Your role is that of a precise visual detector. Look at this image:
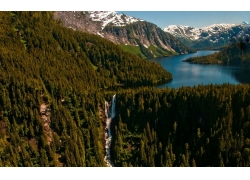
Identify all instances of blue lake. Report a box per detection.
[149,51,250,88]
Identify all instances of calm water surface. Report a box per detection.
[149,51,250,88]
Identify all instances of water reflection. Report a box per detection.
[228,67,250,84]
[149,51,250,88]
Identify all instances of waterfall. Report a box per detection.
[104,94,116,167]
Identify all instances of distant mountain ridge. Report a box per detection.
[54,11,195,58]
[164,22,250,49]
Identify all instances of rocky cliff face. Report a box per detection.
[103,21,189,52]
[54,11,194,58]
[54,11,142,34]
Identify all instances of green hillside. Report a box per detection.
[0,11,171,167]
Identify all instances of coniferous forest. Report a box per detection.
[1,11,250,167]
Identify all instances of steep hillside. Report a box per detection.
[103,21,194,58]
[54,11,195,58]
[0,11,171,167]
[164,22,250,50]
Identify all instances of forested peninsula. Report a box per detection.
[183,42,250,65]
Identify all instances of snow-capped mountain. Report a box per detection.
[88,11,144,30]
[54,11,194,58]
[164,24,236,41]
[164,22,250,49]
[54,11,144,37]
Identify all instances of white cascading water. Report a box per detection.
[104,94,116,167]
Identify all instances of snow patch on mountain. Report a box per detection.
[88,11,144,30]
[97,32,104,37]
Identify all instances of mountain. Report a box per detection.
[54,11,143,34]
[54,11,195,58]
[164,22,250,50]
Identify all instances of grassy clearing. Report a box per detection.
[12,26,19,32]
[20,38,27,50]
[9,12,15,17]
[148,45,177,57]
[119,44,146,59]
[90,63,98,71]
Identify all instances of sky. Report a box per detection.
[2,0,249,30]
[116,11,250,29]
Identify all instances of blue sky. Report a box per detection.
[2,1,249,30]
[116,11,250,29]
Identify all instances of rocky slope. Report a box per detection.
[164,22,250,49]
[54,11,194,58]
[54,11,143,34]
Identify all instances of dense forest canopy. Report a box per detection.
[0,11,171,167]
[1,11,250,167]
[111,84,250,167]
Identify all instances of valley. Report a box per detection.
[1,11,250,168]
